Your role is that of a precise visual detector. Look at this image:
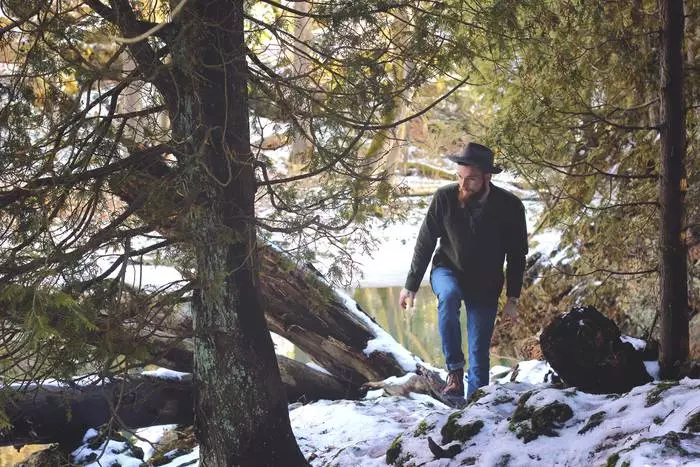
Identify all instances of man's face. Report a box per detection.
[456,164,489,202]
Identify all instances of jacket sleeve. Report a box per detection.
[505,200,528,298]
[404,192,443,292]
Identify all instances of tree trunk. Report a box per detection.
[169,1,306,464]
[288,1,314,172]
[659,0,690,378]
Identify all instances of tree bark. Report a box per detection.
[167,1,307,464]
[259,247,409,385]
[659,0,690,378]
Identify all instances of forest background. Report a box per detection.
[0,0,698,465]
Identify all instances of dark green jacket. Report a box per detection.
[405,182,528,303]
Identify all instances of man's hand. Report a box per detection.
[399,288,416,310]
[503,297,519,320]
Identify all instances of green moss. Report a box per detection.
[606,431,700,466]
[606,453,620,467]
[511,391,535,424]
[509,393,573,442]
[578,411,606,434]
[645,381,679,407]
[413,419,433,437]
[683,410,700,432]
[440,412,484,444]
[385,434,402,465]
[531,401,573,434]
[467,388,487,404]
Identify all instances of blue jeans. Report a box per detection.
[430,266,498,397]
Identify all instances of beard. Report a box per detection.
[458,181,487,207]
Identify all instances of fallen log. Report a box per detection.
[127,246,412,388]
[259,245,409,385]
[2,375,192,449]
[0,356,348,449]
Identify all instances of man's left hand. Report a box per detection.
[503,297,519,320]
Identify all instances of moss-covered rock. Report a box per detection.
[607,431,700,465]
[606,453,620,467]
[495,453,512,466]
[413,419,433,437]
[440,412,484,444]
[508,391,573,442]
[385,434,402,465]
[645,381,679,407]
[467,388,487,405]
[531,402,574,435]
[578,411,606,434]
[684,410,700,432]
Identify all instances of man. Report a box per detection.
[399,142,528,399]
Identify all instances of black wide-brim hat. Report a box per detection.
[448,142,503,174]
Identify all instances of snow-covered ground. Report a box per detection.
[62,360,700,467]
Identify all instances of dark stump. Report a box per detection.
[540,305,653,394]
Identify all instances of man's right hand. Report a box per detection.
[399,288,416,310]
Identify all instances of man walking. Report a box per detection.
[399,142,528,398]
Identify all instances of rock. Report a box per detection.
[539,305,652,394]
[508,391,573,443]
[427,436,462,459]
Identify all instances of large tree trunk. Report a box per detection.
[168,1,306,465]
[659,0,689,378]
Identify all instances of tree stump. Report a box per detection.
[539,305,652,394]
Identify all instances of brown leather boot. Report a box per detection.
[442,368,464,397]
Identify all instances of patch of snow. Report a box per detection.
[306,362,331,376]
[141,368,190,380]
[133,425,177,461]
[72,436,142,467]
[644,360,661,380]
[621,335,648,351]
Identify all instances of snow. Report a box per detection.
[66,364,700,467]
[133,425,177,461]
[141,368,190,380]
[13,144,698,467]
[72,429,143,467]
